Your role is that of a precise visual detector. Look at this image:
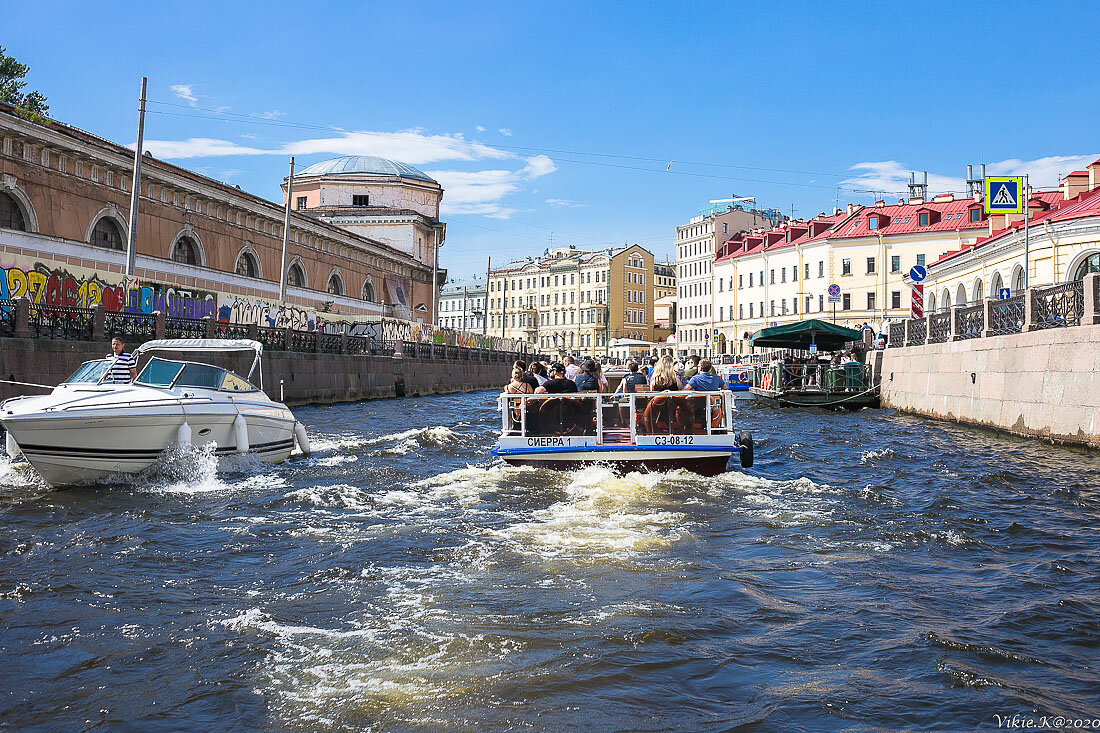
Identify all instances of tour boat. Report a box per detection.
[0,339,310,487]
[721,365,753,392]
[492,390,753,476]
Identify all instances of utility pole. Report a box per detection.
[278,157,295,303]
[483,257,491,336]
[125,76,147,278]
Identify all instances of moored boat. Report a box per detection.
[492,390,753,476]
[1,338,309,487]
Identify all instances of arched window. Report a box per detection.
[0,192,27,231]
[287,262,306,288]
[941,289,951,312]
[955,284,967,308]
[927,292,936,313]
[1012,266,1025,295]
[990,271,1003,297]
[236,251,259,278]
[973,279,984,302]
[171,236,199,265]
[362,279,377,302]
[91,217,125,250]
[326,272,344,296]
[1073,253,1100,281]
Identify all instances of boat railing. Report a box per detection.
[499,391,735,444]
[752,363,871,394]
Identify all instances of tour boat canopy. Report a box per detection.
[750,319,863,351]
[135,339,264,355]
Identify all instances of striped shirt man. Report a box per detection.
[106,338,137,383]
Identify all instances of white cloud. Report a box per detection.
[170,84,198,106]
[259,110,286,119]
[240,133,257,140]
[546,198,587,208]
[842,154,1099,197]
[142,128,556,218]
[475,125,486,133]
[498,128,513,137]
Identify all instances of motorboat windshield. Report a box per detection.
[135,357,259,392]
[64,359,113,385]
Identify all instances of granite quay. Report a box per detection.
[0,296,528,404]
[874,272,1100,447]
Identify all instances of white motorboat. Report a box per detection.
[0,338,310,487]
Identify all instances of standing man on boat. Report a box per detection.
[106,335,137,383]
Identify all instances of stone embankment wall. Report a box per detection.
[875,325,1100,448]
[0,338,511,405]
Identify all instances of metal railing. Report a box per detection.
[751,362,871,395]
[30,305,94,341]
[289,330,316,352]
[319,332,343,354]
[214,322,250,340]
[907,318,927,345]
[928,312,951,344]
[0,299,15,338]
[988,294,1026,336]
[954,304,984,340]
[165,316,206,339]
[103,311,156,344]
[1032,280,1083,329]
[888,321,905,347]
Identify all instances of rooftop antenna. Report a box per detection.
[966,164,986,196]
[908,172,928,199]
[710,195,756,208]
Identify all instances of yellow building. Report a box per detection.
[923,162,1100,310]
[487,244,655,355]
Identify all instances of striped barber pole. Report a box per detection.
[911,283,924,318]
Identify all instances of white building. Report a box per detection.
[439,277,487,332]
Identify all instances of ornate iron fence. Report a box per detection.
[928,312,952,343]
[165,316,206,339]
[319,332,343,354]
[30,305,94,341]
[214,322,250,339]
[0,299,15,338]
[954,304,984,340]
[988,294,1026,336]
[257,326,286,351]
[289,330,316,352]
[906,318,927,346]
[103,311,156,344]
[888,321,905,348]
[1032,281,1083,329]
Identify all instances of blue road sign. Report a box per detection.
[999,288,1011,300]
[909,265,928,282]
[827,283,841,297]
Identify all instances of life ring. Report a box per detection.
[761,372,774,390]
[709,395,725,428]
[737,371,750,384]
[538,397,586,436]
[644,395,693,434]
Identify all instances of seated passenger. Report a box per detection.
[574,359,603,392]
[512,360,540,391]
[614,361,649,394]
[685,359,727,391]
[535,363,579,394]
[649,356,681,392]
[530,361,549,387]
[505,365,534,395]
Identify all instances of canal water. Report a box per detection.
[1,392,1098,731]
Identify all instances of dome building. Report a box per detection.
[283,155,446,320]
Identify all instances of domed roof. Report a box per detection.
[295,155,436,183]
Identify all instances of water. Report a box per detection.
[1,392,1098,731]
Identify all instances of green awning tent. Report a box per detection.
[750,319,863,351]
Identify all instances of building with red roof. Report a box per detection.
[921,160,1100,312]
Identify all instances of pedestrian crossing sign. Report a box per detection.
[984,177,1024,214]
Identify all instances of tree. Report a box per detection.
[0,47,49,122]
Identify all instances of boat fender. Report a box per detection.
[293,421,311,457]
[738,431,754,469]
[176,422,192,448]
[233,414,249,454]
[5,430,20,460]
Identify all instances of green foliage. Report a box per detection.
[0,47,49,122]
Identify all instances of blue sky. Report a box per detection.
[5,1,1099,279]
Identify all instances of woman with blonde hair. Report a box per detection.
[505,365,533,394]
[649,355,681,391]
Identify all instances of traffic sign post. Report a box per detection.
[827,284,841,324]
[911,283,924,318]
[984,177,1024,215]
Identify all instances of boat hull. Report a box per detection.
[3,403,295,487]
[493,446,737,477]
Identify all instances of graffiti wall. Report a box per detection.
[0,255,324,330]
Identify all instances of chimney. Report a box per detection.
[846,203,855,215]
[1062,171,1090,200]
[874,199,885,207]
[1090,158,1100,190]
[908,196,924,205]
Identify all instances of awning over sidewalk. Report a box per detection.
[750,319,862,350]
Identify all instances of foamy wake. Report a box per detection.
[306,425,465,456]
[860,447,896,464]
[492,465,688,559]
